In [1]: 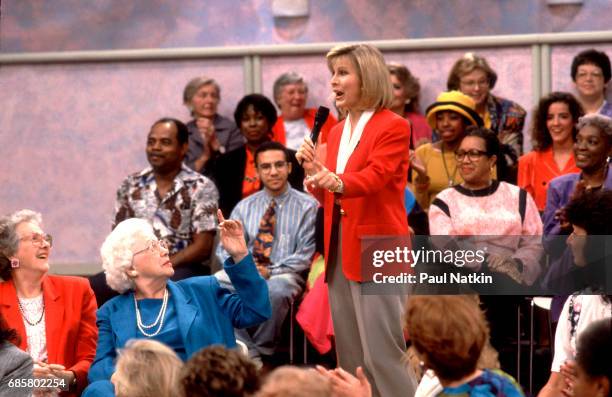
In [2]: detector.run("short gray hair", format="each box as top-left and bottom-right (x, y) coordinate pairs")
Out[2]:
(182, 76), (221, 105)
(0, 210), (43, 280)
(577, 113), (612, 138)
(272, 72), (308, 105)
(101, 218), (156, 293)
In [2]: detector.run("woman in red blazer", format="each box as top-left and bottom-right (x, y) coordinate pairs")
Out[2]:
(297, 44), (416, 397)
(0, 210), (98, 396)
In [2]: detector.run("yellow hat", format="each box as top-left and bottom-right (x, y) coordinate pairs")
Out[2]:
(425, 91), (483, 129)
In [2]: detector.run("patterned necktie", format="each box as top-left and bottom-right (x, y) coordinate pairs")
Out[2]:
(252, 199), (276, 267)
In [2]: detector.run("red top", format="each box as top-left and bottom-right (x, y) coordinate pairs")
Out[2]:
(272, 108), (338, 145)
(0, 275), (98, 396)
(308, 109), (411, 281)
(241, 148), (260, 198)
(518, 148), (580, 211)
(405, 112), (432, 148)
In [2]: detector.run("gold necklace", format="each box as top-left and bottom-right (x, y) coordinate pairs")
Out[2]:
(440, 144), (458, 187)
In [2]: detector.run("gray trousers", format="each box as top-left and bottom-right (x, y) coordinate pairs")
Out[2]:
(328, 228), (417, 397)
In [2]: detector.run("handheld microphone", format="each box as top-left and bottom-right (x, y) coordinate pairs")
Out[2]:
(310, 106), (330, 145)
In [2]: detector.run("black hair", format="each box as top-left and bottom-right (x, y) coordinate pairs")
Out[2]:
(463, 126), (500, 157)
(565, 190), (612, 235)
(0, 311), (19, 345)
(531, 92), (584, 151)
(233, 94), (278, 130)
(571, 48), (612, 83)
(150, 118), (189, 145)
(576, 319), (611, 388)
(254, 141), (289, 166)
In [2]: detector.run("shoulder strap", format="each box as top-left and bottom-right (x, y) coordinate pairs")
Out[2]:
(519, 188), (527, 224)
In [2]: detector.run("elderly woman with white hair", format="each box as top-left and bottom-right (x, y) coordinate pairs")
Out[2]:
(182, 76), (244, 173)
(0, 210), (98, 396)
(83, 211), (271, 397)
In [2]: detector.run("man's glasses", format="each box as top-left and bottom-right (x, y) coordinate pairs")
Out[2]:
(258, 161), (288, 173)
(20, 233), (53, 248)
(459, 79), (490, 89)
(133, 239), (169, 258)
(455, 150), (488, 162)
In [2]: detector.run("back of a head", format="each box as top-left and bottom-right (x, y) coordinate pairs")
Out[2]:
(576, 319), (612, 396)
(404, 295), (489, 383)
(180, 345), (260, 397)
(113, 339), (183, 397)
(256, 366), (332, 397)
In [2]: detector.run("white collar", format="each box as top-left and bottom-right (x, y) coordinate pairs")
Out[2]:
(336, 110), (375, 173)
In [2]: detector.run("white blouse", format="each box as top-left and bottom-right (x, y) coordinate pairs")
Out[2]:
(18, 294), (48, 363)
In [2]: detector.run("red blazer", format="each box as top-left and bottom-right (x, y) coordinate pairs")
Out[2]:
(310, 109), (411, 281)
(0, 275), (98, 396)
(272, 108), (338, 145)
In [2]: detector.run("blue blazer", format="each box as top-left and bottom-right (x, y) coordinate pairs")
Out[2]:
(87, 254), (271, 383)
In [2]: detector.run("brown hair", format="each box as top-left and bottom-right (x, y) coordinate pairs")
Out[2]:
(326, 44), (393, 112)
(447, 53), (498, 91)
(530, 92), (584, 151)
(388, 63), (422, 113)
(257, 366), (331, 397)
(404, 295), (489, 382)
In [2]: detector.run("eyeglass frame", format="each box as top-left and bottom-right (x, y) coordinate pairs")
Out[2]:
(132, 239), (169, 258)
(459, 78), (490, 89)
(19, 233), (53, 248)
(454, 149), (489, 162)
(257, 160), (289, 173)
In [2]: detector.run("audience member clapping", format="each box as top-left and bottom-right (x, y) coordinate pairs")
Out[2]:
(180, 345), (260, 397)
(0, 210), (98, 396)
(110, 339), (182, 397)
(573, 319), (611, 397)
(518, 92), (583, 211)
(571, 49), (612, 117)
(183, 76), (244, 172)
(258, 366), (332, 397)
(448, 52), (526, 181)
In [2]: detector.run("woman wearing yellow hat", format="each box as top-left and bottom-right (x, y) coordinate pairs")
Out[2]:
(411, 90), (484, 210)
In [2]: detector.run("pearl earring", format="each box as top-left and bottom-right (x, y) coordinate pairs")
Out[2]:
(10, 258), (20, 268)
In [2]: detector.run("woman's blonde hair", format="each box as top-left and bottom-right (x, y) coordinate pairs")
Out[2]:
(326, 44), (393, 112)
(113, 339), (183, 397)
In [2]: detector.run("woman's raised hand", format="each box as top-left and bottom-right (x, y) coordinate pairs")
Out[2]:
(217, 209), (248, 263)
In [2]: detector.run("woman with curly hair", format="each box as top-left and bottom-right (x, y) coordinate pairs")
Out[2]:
(519, 92), (584, 211)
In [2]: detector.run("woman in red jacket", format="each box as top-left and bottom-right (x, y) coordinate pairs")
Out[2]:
(0, 210), (98, 396)
(297, 43), (416, 397)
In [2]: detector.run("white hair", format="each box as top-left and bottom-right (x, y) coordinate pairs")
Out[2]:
(101, 218), (155, 293)
(0, 209), (43, 258)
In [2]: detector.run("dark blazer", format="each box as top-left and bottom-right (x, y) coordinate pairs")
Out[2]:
(0, 276), (98, 396)
(0, 341), (33, 397)
(208, 144), (305, 217)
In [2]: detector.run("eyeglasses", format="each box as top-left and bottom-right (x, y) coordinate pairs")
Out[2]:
(258, 161), (288, 173)
(455, 150), (488, 162)
(576, 71), (603, 80)
(20, 233), (53, 248)
(133, 239), (169, 258)
(459, 79), (489, 89)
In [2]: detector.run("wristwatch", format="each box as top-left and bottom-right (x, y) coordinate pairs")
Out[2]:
(329, 174), (344, 194)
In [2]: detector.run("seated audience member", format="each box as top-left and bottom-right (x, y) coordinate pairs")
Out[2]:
(111, 339), (182, 397)
(518, 92), (583, 211)
(208, 94), (306, 217)
(319, 296), (524, 397)
(90, 118), (219, 305)
(388, 63), (432, 148)
(258, 366), (332, 397)
(270, 72), (337, 150)
(180, 345), (260, 397)
(182, 76), (245, 173)
(411, 91), (483, 210)
(573, 319), (611, 397)
(428, 128), (543, 287)
(83, 213), (271, 396)
(0, 210), (97, 396)
(0, 312), (33, 397)
(447, 53), (526, 182)
(216, 142), (317, 363)
(538, 191), (612, 397)
(571, 49), (612, 117)
(541, 114), (612, 301)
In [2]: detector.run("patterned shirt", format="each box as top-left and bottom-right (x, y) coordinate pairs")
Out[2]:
(438, 369), (524, 397)
(486, 94), (527, 169)
(216, 186), (318, 276)
(114, 163), (219, 255)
